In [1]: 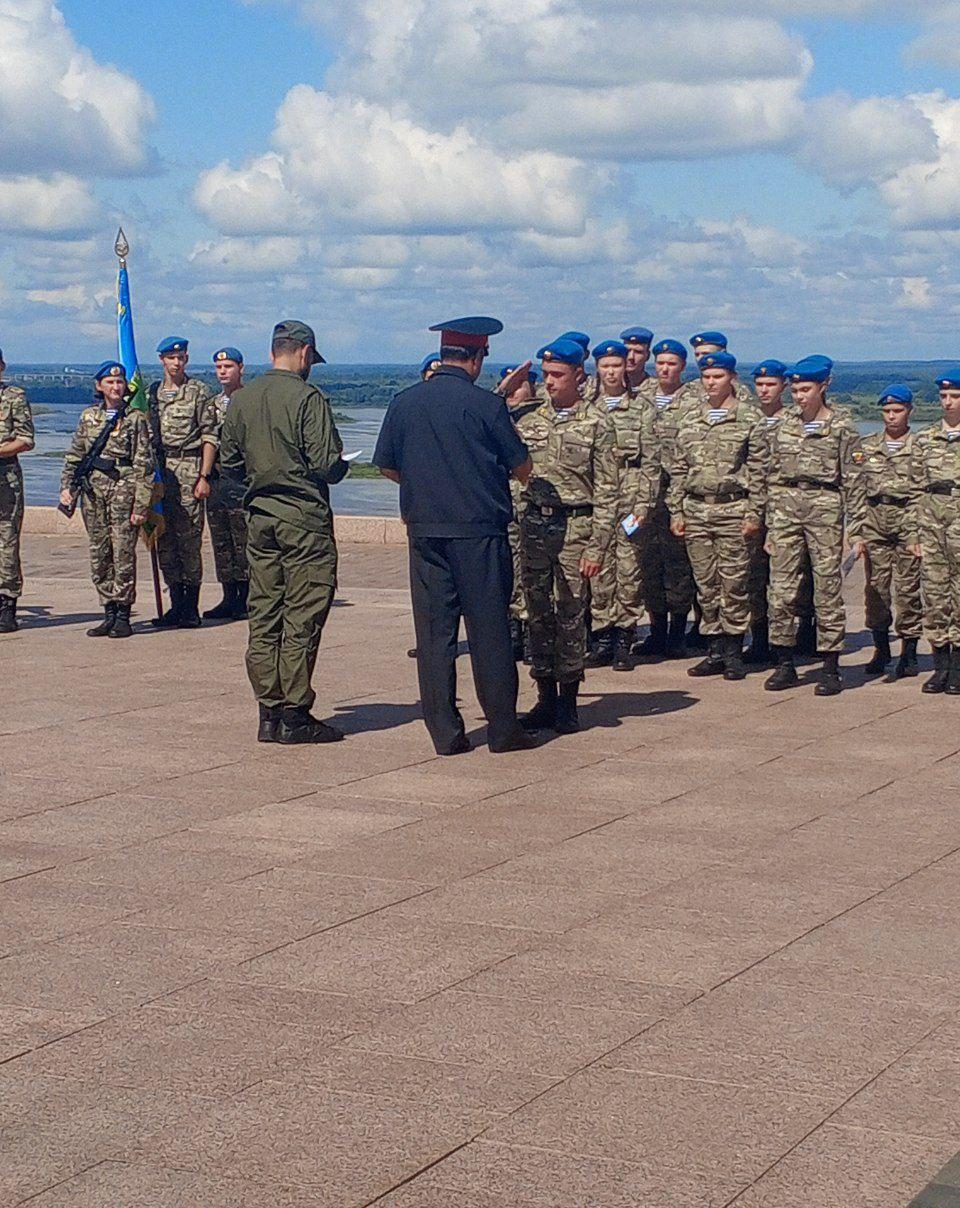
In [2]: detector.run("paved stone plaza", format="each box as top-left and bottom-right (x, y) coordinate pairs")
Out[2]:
(3, 534), (960, 1206)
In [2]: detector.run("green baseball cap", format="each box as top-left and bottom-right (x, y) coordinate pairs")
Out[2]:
(272, 319), (326, 364)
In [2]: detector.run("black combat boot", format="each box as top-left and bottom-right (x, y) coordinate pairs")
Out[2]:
(666, 611), (689, 659)
(257, 703), (282, 743)
(611, 627), (635, 672)
(688, 636), (725, 677)
(233, 580), (249, 619)
(633, 613), (668, 658)
(743, 620), (772, 666)
(584, 627), (614, 668)
(277, 706), (344, 744)
(178, 584), (202, 629)
(0, 595), (16, 633)
(555, 681), (580, 734)
(922, 645), (950, 694)
(87, 603), (117, 637)
(509, 617), (524, 662)
(796, 615), (817, 657)
(889, 636), (919, 680)
(864, 628), (891, 676)
(947, 646), (960, 696)
(815, 651), (843, 696)
(203, 582), (237, 620)
(108, 604), (132, 639)
(152, 583), (183, 628)
(723, 633), (747, 681)
(521, 678), (558, 731)
(764, 646), (799, 691)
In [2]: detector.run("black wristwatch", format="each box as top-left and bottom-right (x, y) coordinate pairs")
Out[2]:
(198, 472), (212, 482)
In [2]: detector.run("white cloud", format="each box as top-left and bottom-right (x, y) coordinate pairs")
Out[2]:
(189, 236), (310, 277)
(0, 173), (99, 235)
(880, 93), (960, 229)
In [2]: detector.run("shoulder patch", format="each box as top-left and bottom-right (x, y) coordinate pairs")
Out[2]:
(851, 449), (864, 464)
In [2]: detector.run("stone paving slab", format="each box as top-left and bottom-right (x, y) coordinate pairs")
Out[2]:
(2, 536), (960, 1205)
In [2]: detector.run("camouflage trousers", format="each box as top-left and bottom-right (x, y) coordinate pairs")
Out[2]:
(748, 527), (814, 624)
(590, 521), (644, 628)
(207, 481), (248, 584)
(639, 495), (695, 616)
(508, 514), (527, 621)
(918, 496), (960, 647)
(520, 508), (592, 683)
(863, 504), (922, 638)
(767, 489), (846, 654)
(157, 456), (205, 587)
(0, 458), (24, 598)
(79, 479), (139, 605)
(682, 498), (754, 637)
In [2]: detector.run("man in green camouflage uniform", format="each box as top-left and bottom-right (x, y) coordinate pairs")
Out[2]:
(58, 362), (155, 638)
(147, 336), (218, 628)
(0, 348), (34, 633)
(500, 365), (540, 661)
(204, 347), (250, 622)
(584, 339), (660, 672)
(635, 339), (699, 658)
(516, 337), (617, 734)
(860, 385), (922, 680)
(913, 369), (960, 695)
(765, 356), (867, 696)
(622, 326), (655, 392)
(668, 351), (768, 681)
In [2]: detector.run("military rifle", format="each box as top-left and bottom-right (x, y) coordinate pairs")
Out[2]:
(57, 396), (131, 518)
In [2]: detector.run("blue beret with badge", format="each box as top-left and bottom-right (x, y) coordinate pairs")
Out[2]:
(935, 369), (960, 389)
(592, 339), (629, 361)
(157, 336), (188, 355)
(652, 339), (687, 362)
(213, 346), (243, 365)
(790, 355), (834, 384)
(699, 351), (737, 372)
(538, 338), (588, 367)
(93, 360), (125, 382)
(878, 383), (913, 407)
(620, 326), (654, 345)
(753, 359), (788, 380)
(691, 331), (728, 350)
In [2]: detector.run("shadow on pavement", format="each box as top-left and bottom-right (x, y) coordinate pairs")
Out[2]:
(578, 689), (698, 728)
(332, 700), (423, 734)
(16, 605), (102, 629)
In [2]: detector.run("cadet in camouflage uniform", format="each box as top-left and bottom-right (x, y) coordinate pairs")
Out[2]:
(516, 337), (618, 734)
(912, 369), (960, 695)
(765, 356), (867, 696)
(584, 339), (660, 672)
(0, 347), (34, 633)
(147, 337), (218, 628)
(635, 339), (699, 658)
(58, 362), (154, 638)
(622, 326), (655, 392)
(668, 351), (768, 681)
(204, 347), (250, 622)
(860, 384), (922, 680)
(501, 364), (541, 660)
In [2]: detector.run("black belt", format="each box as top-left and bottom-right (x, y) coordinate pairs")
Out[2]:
(162, 444), (202, 457)
(91, 456), (132, 472)
(868, 493), (908, 507)
(925, 483), (959, 496)
(687, 488), (748, 504)
(784, 478), (840, 492)
(527, 502), (593, 519)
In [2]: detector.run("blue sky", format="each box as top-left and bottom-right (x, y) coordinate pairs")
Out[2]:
(3, 0), (960, 365)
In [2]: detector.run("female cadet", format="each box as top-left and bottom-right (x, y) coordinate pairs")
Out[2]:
(912, 370), (960, 695)
(59, 362), (154, 638)
(203, 348), (250, 621)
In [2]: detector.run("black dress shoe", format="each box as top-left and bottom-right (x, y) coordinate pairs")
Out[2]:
(438, 735), (472, 756)
(277, 707), (344, 744)
(489, 728), (539, 753)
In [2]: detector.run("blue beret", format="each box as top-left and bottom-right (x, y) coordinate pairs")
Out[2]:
(499, 364), (539, 385)
(93, 360), (125, 382)
(790, 355), (833, 384)
(691, 331), (728, 350)
(699, 351), (737, 372)
(421, 354), (442, 375)
(878, 383), (913, 406)
(559, 331), (590, 350)
(753, 360), (788, 380)
(652, 339), (687, 361)
(538, 338), (587, 367)
(592, 340), (629, 361)
(213, 346), (243, 365)
(935, 369), (960, 389)
(620, 326), (654, 345)
(157, 336), (188, 355)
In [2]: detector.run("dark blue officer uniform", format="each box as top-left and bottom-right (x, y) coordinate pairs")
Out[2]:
(374, 320), (529, 755)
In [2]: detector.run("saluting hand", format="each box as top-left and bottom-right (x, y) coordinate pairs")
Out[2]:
(499, 361), (534, 399)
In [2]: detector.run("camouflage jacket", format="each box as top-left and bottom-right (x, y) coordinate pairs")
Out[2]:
(0, 384), (35, 460)
(911, 422), (960, 506)
(861, 430), (919, 502)
(687, 378), (755, 408)
(667, 397), (769, 524)
(589, 390), (661, 518)
(148, 377), (218, 459)
(515, 398), (619, 562)
(60, 404), (156, 511)
(638, 378), (701, 484)
(767, 406), (868, 540)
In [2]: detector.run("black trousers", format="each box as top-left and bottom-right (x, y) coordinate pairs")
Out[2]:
(408, 534), (519, 754)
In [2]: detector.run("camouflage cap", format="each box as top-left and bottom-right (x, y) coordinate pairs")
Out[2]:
(273, 319), (326, 364)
